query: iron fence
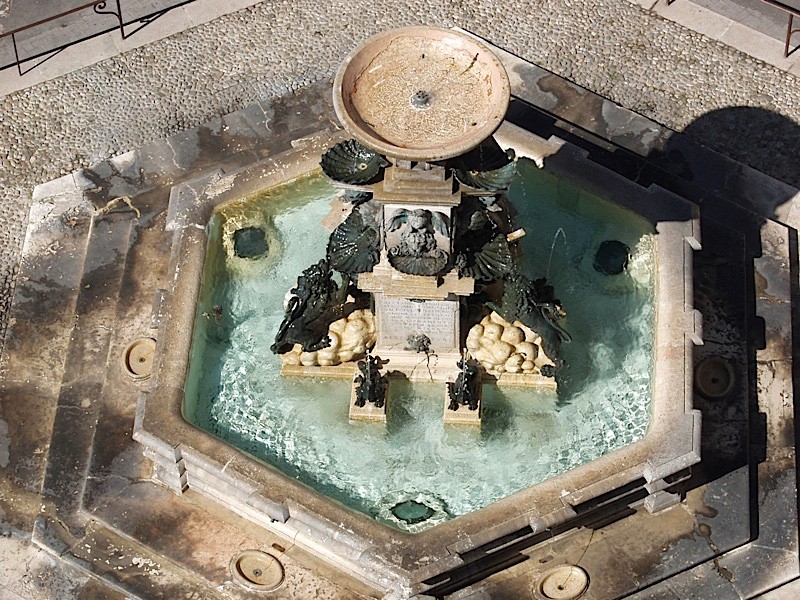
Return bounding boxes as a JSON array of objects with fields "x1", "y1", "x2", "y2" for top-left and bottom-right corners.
[
  {"x1": 665, "y1": 0, "x2": 799, "y2": 57},
  {"x1": 0, "y1": 0, "x2": 197, "y2": 75}
]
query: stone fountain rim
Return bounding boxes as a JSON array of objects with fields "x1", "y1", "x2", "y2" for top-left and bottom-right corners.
[{"x1": 332, "y1": 26, "x2": 510, "y2": 161}]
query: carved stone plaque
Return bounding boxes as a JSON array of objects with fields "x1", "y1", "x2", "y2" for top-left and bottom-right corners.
[{"x1": 376, "y1": 296, "x2": 459, "y2": 351}]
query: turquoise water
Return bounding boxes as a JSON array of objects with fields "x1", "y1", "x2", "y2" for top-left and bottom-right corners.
[{"x1": 184, "y1": 159, "x2": 656, "y2": 532}]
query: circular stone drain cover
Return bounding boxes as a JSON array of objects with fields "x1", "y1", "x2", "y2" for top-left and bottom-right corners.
[
  {"x1": 122, "y1": 338, "x2": 156, "y2": 380},
  {"x1": 535, "y1": 565, "x2": 589, "y2": 600},
  {"x1": 695, "y1": 357, "x2": 735, "y2": 398},
  {"x1": 391, "y1": 500, "x2": 435, "y2": 525},
  {"x1": 230, "y1": 550, "x2": 284, "y2": 591},
  {"x1": 593, "y1": 240, "x2": 629, "y2": 276},
  {"x1": 233, "y1": 227, "x2": 269, "y2": 259}
]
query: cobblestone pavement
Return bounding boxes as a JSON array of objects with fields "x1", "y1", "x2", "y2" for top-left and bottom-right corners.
[{"x1": 0, "y1": 0, "x2": 799, "y2": 351}]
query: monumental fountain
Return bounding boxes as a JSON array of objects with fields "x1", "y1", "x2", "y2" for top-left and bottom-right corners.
[
  {"x1": 133, "y1": 26, "x2": 702, "y2": 597},
  {"x1": 271, "y1": 26, "x2": 569, "y2": 424}
]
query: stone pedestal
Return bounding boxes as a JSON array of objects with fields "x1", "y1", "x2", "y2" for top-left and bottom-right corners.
[
  {"x1": 349, "y1": 377, "x2": 389, "y2": 423},
  {"x1": 380, "y1": 350, "x2": 462, "y2": 383},
  {"x1": 482, "y1": 372, "x2": 558, "y2": 389},
  {"x1": 443, "y1": 383, "x2": 482, "y2": 425},
  {"x1": 358, "y1": 261, "x2": 474, "y2": 382},
  {"x1": 358, "y1": 261, "x2": 474, "y2": 300},
  {"x1": 372, "y1": 295, "x2": 462, "y2": 382}
]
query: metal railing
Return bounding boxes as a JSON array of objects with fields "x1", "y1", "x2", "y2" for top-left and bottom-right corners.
[
  {"x1": 762, "y1": 0, "x2": 800, "y2": 56},
  {"x1": 0, "y1": 0, "x2": 196, "y2": 75},
  {"x1": 665, "y1": 0, "x2": 800, "y2": 57}
]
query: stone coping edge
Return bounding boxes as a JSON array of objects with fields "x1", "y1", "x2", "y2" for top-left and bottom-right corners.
[{"x1": 459, "y1": 27, "x2": 800, "y2": 232}]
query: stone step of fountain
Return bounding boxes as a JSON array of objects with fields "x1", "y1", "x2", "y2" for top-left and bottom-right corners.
[
  {"x1": 0, "y1": 177, "x2": 96, "y2": 512},
  {"x1": 38, "y1": 210, "x2": 136, "y2": 524}
]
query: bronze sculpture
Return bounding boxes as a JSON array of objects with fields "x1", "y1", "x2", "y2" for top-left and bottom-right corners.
[
  {"x1": 447, "y1": 354, "x2": 481, "y2": 411},
  {"x1": 354, "y1": 351, "x2": 389, "y2": 408}
]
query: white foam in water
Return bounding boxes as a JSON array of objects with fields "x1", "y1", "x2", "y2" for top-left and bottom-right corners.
[{"x1": 185, "y1": 162, "x2": 656, "y2": 532}]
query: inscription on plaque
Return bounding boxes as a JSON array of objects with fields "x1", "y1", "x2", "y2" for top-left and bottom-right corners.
[{"x1": 377, "y1": 296, "x2": 458, "y2": 350}]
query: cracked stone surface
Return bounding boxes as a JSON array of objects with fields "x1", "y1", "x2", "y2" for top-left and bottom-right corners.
[{"x1": 0, "y1": 537, "x2": 97, "y2": 600}]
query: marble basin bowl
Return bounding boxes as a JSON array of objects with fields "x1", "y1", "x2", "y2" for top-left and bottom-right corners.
[{"x1": 333, "y1": 26, "x2": 510, "y2": 161}]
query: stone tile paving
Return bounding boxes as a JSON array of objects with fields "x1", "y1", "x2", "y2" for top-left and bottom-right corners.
[
  {"x1": 0, "y1": 0, "x2": 196, "y2": 68},
  {"x1": 0, "y1": 0, "x2": 798, "y2": 353},
  {"x1": 689, "y1": 0, "x2": 796, "y2": 41}
]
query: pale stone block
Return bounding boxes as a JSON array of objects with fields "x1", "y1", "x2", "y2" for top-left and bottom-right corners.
[{"x1": 376, "y1": 295, "x2": 459, "y2": 352}]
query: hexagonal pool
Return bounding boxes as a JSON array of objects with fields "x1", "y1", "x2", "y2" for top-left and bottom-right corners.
[{"x1": 183, "y1": 157, "x2": 656, "y2": 532}]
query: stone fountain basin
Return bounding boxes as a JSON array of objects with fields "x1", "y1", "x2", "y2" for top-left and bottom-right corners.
[
  {"x1": 134, "y1": 124, "x2": 702, "y2": 597},
  {"x1": 333, "y1": 26, "x2": 510, "y2": 161}
]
